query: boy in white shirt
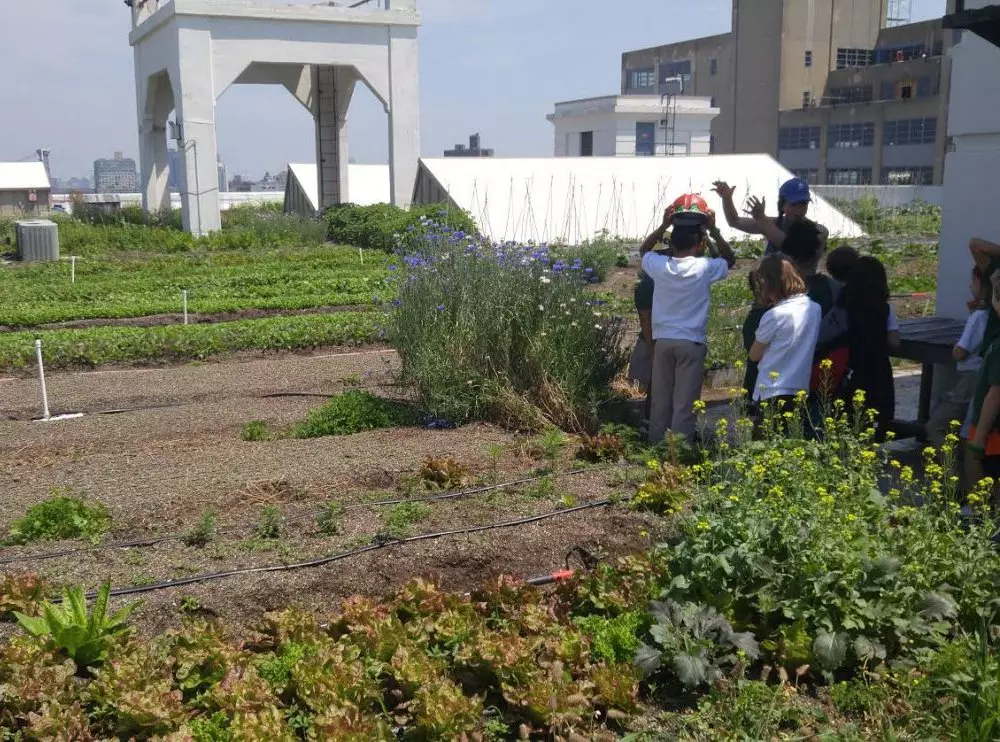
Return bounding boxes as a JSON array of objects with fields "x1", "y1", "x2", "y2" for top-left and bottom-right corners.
[
  {"x1": 640, "y1": 194, "x2": 736, "y2": 443},
  {"x1": 748, "y1": 255, "x2": 822, "y2": 408},
  {"x1": 927, "y1": 266, "x2": 991, "y2": 445}
]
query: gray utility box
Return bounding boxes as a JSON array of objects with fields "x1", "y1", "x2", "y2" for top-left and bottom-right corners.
[{"x1": 15, "y1": 220, "x2": 60, "y2": 262}]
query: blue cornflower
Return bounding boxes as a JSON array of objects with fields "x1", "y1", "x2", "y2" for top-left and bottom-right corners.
[{"x1": 435, "y1": 304, "x2": 446, "y2": 312}]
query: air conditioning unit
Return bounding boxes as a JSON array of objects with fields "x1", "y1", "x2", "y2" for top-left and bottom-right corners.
[{"x1": 16, "y1": 220, "x2": 59, "y2": 262}]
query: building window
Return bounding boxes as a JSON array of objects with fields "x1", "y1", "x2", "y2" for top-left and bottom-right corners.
[
  {"x1": 828, "y1": 122, "x2": 876, "y2": 148},
  {"x1": 802, "y1": 91, "x2": 812, "y2": 108},
  {"x1": 827, "y1": 86, "x2": 874, "y2": 104},
  {"x1": 791, "y1": 169, "x2": 820, "y2": 185},
  {"x1": 580, "y1": 131, "x2": 594, "y2": 157},
  {"x1": 872, "y1": 43, "x2": 928, "y2": 65},
  {"x1": 884, "y1": 118, "x2": 937, "y2": 146},
  {"x1": 827, "y1": 168, "x2": 873, "y2": 185},
  {"x1": 917, "y1": 76, "x2": 933, "y2": 98},
  {"x1": 627, "y1": 67, "x2": 656, "y2": 90},
  {"x1": 635, "y1": 122, "x2": 655, "y2": 156},
  {"x1": 778, "y1": 126, "x2": 821, "y2": 150},
  {"x1": 879, "y1": 81, "x2": 895, "y2": 101},
  {"x1": 710, "y1": 58, "x2": 717, "y2": 76},
  {"x1": 836, "y1": 47, "x2": 872, "y2": 69},
  {"x1": 882, "y1": 167, "x2": 934, "y2": 185},
  {"x1": 660, "y1": 60, "x2": 692, "y2": 87},
  {"x1": 805, "y1": 50, "x2": 813, "y2": 68}
]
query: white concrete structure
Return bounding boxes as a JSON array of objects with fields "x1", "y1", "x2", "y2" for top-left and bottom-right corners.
[
  {"x1": 130, "y1": 0, "x2": 420, "y2": 236},
  {"x1": 0, "y1": 163, "x2": 52, "y2": 216},
  {"x1": 285, "y1": 162, "x2": 390, "y2": 214},
  {"x1": 413, "y1": 155, "x2": 864, "y2": 244},
  {"x1": 938, "y1": 1, "x2": 1000, "y2": 320},
  {"x1": 547, "y1": 96, "x2": 718, "y2": 158}
]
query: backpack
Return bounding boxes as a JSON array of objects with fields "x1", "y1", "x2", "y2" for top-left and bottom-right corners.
[{"x1": 810, "y1": 277, "x2": 850, "y2": 396}]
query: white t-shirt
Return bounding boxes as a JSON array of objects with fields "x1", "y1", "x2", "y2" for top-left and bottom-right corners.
[
  {"x1": 641, "y1": 252, "x2": 729, "y2": 344},
  {"x1": 754, "y1": 293, "x2": 822, "y2": 401},
  {"x1": 956, "y1": 309, "x2": 989, "y2": 373}
]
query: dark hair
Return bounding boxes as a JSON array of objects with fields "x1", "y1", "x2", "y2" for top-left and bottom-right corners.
[
  {"x1": 826, "y1": 245, "x2": 860, "y2": 283},
  {"x1": 670, "y1": 224, "x2": 704, "y2": 253},
  {"x1": 845, "y1": 256, "x2": 890, "y2": 311},
  {"x1": 780, "y1": 219, "x2": 822, "y2": 270},
  {"x1": 777, "y1": 197, "x2": 786, "y2": 216},
  {"x1": 973, "y1": 265, "x2": 993, "y2": 307},
  {"x1": 755, "y1": 255, "x2": 806, "y2": 304}
]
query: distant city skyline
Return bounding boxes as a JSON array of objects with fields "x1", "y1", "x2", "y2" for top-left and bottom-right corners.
[{"x1": 0, "y1": 0, "x2": 947, "y2": 180}]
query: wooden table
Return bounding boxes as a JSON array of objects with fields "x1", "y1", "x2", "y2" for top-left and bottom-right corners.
[{"x1": 892, "y1": 317, "x2": 967, "y2": 437}]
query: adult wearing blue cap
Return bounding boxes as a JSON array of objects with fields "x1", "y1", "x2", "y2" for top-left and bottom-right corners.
[{"x1": 712, "y1": 177, "x2": 828, "y2": 257}]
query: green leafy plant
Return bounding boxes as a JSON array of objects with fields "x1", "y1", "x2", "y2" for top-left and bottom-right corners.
[
  {"x1": 635, "y1": 600, "x2": 759, "y2": 689},
  {"x1": 316, "y1": 501, "x2": 345, "y2": 536},
  {"x1": 241, "y1": 421, "x2": 270, "y2": 442},
  {"x1": 14, "y1": 581, "x2": 141, "y2": 672},
  {"x1": 629, "y1": 459, "x2": 691, "y2": 515},
  {"x1": 324, "y1": 202, "x2": 475, "y2": 251},
  {"x1": 576, "y1": 432, "x2": 626, "y2": 463},
  {"x1": 182, "y1": 511, "x2": 217, "y2": 548},
  {"x1": 0, "y1": 573, "x2": 50, "y2": 619},
  {"x1": 574, "y1": 611, "x2": 644, "y2": 664},
  {"x1": 382, "y1": 502, "x2": 431, "y2": 539},
  {"x1": 255, "y1": 505, "x2": 282, "y2": 540},
  {"x1": 289, "y1": 390, "x2": 414, "y2": 438},
  {"x1": 6, "y1": 494, "x2": 111, "y2": 545}
]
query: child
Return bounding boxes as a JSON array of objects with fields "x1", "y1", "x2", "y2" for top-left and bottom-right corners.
[
  {"x1": 926, "y1": 266, "x2": 991, "y2": 446},
  {"x1": 748, "y1": 255, "x2": 822, "y2": 409},
  {"x1": 843, "y1": 256, "x2": 896, "y2": 439},
  {"x1": 640, "y1": 194, "x2": 736, "y2": 443},
  {"x1": 964, "y1": 271, "x2": 1000, "y2": 501},
  {"x1": 826, "y1": 245, "x2": 860, "y2": 287}
]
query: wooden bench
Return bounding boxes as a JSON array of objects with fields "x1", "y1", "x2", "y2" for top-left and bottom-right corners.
[{"x1": 892, "y1": 317, "x2": 967, "y2": 438}]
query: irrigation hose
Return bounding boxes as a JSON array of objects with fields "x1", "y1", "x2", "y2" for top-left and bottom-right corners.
[
  {"x1": 80, "y1": 499, "x2": 613, "y2": 601},
  {"x1": 0, "y1": 467, "x2": 607, "y2": 567}
]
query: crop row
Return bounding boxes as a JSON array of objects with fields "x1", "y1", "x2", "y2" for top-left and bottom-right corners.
[
  {"x1": 0, "y1": 247, "x2": 390, "y2": 327},
  {"x1": 0, "y1": 311, "x2": 380, "y2": 372}
]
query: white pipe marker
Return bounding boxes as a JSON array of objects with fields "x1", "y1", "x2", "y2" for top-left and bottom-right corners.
[
  {"x1": 35, "y1": 339, "x2": 50, "y2": 420},
  {"x1": 183, "y1": 289, "x2": 189, "y2": 325},
  {"x1": 71, "y1": 256, "x2": 76, "y2": 284}
]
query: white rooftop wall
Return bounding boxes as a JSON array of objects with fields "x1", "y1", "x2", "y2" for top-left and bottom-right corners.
[
  {"x1": 0, "y1": 163, "x2": 51, "y2": 191},
  {"x1": 415, "y1": 155, "x2": 865, "y2": 244},
  {"x1": 286, "y1": 163, "x2": 391, "y2": 211}
]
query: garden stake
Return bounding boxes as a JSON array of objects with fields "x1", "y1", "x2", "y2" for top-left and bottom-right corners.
[
  {"x1": 183, "y1": 289, "x2": 189, "y2": 325},
  {"x1": 70, "y1": 256, "x2": 76, "y2": 284},
  {"x1": 359, "y1": 247, "x2": 364, "y2": 265},
  {"x1": 35, "y1": 339, "x2": 50, "y2": 420}
]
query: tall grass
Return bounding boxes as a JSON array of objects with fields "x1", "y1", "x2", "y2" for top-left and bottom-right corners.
[{"x1": 387, "y1": 226, "x2": 628, "y2": 432}]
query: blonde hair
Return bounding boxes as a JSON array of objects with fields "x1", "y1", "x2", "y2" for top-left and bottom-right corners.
[{"x1": 755, "y1": 255, "x2": 806, "y2": 305}]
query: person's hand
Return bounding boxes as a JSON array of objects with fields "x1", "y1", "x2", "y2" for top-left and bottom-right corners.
[
  {"x1": 661, "y1": 208, "x2": 674, "y2": 228},
  {"x1": 712, "y1": 181, "x2": 735, "y2": 199},
  {"x1": 745, "y1": 195, "x2": 767, "y2": 221},
  {"x1": 707, "y1": 210, "x2": 717, "y2": 231},
  {"x1": 965, "y1": 445, "x2": 986, "y2": 489}
]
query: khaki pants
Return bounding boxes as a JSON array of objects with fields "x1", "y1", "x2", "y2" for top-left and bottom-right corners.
[{"x1": 648, "y1": 339, "x2": 707, "y2": 443}]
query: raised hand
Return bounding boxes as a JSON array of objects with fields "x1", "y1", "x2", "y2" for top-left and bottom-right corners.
[
  {"x1": 712, "y1": 181, "x2": 735, "y2": 199},
  {"x1": 745, "y1": 195, "x2": 767, "y2": 220}
]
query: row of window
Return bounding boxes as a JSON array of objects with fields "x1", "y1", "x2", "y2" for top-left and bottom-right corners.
[
  {"x1": 778, "y1": 118, "x2": 937, "y2": 150},
  {"x1": 792, "y1": 168, "x2": 933, "y2": 186},
  {"x1": 836, "y1": 42, "x2": 944, "y2": 70},
  {"x1": 626, "y1": 56, "x2": 717, "y2": 92}
]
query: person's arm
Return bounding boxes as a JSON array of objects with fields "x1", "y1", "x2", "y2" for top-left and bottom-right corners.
[
  {"x1": 712, "y1": 181, "x2": 760, "y2": 234},
  {"x1": 638, "y1": 310, "x2": 654, "y2": 356},
  {"x1": 640, "y1": 209, "x2": 671, "y2": 256},
  {"x1": 708, "y1": 215, "x2": 737, "y2": 268},
  {"x1": 954, "y1": 345, "x2": 971, "y2": 362},
  {"x1": 888, "y1": 330, "x2": 902, "y2": 351},
  {"x1": 748, "y1": 340, "x2": 768, "y2": 363},
  {"x1": 746, "y1": 196, "x2": 786, "y2": 248},
  {"x1": 970, "y1": 238, "x2": 1000, "y2": 271},
  {"x1": 972, "y1": 386, "x2": 1000, "y2": 448}
]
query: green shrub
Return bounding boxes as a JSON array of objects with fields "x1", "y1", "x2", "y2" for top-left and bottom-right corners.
[
  {"x1": 387, "y1": 234, "x2": 627, "y2": 432},
  {"x1": 14, "y1": 582, "x2": 140, "y2": 672},
  {"x1": 382, "y1": 502, "x2": 431, "y2": 539},
  {"x1": 255, "y1": 505, "x2": 282, "y2": 540},
  {"x1": 182, "y1": 511, "x2": 217, "y2": 548},
  {"x1": 574, "y1": 611, "x2": 644, "y2": 664},
  {"x1": 316, "y1": 501, "x2": 345, "y2": 536},
  {"x1": 833, "y1": 196, "x2": 942, "y2": 236},
  {"x1": 289, "y1": 390, "x2": 415, "y2": 438},
  {"x1": 241, "y1": 421, "x2": 271, "y2": 442},
  {"x1": 324, "y1": 202, "x2": 476, "y2": 251},
  {"x1": 6, "y1": 495, "x2": 111, "y2": 545},
  {"x1": 552, "y1": 237, "x2": 622, "y2": 282}
]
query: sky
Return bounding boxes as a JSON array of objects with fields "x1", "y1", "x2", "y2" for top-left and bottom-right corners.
[{"x1": 0, "y1": 0, "x2": 946, "y2": 180}]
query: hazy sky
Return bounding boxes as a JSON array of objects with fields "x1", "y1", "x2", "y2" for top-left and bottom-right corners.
[{"x1": 0, "y1": 0, "x2": 946, "y2": 180}]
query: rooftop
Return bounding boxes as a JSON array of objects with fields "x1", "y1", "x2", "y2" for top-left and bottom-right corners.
[
  {"x1": 548, "y1": 95, "x2": 718, "y2": 120},
  {"x1": 0, "y1": 163, "x2": 51, "y2": 192}
]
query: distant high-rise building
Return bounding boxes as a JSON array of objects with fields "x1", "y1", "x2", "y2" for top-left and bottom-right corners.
[
  {"x1": 444, "y1": 133, "x2": 495, "y2": 158},
  {"x1": 94, "y1": 151, "x2": 138, "y2": 193},
  {"x1": 218, "y1": 156, "x2": 228, "y2": 194}
]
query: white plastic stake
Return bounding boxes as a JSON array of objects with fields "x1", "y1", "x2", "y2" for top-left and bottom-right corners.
[
  {"x1": 183, "y1": 290, "x2": 189, "y2": 325},
  {"x1": 71, "y1": 256, "x2": 76, "y2": 284},
  {"x1": 359, "y1": 248, "x2": 364, "y2": 265},
  {"x1": 35, "y1": 339, "x2": 50, "y2": 420}
]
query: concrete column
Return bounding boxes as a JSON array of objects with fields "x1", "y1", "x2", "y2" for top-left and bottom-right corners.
[
  {"x1": 315, "y1": 66, "x2": 356, "y2": 210},
  {"x1": 174, "y1": 26, "x2": 221, "y2": 236},
  {"x1": 135, "y1": 71, "x2": 172, "y2": 215},
  {"x1": 387, "y1": 25, "x2": 420, "y2": 209}
]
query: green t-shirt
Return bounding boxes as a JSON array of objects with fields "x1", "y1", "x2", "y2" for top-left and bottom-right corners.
[
  {"x1": 983, "y1": 259, "x2": 1000, "y2": 354},
  {"x1": 634, "y1": 272, "x2": 654, "y2": 312},
  {"x1": 971, "y1": 336, "x2": 1000, "y2": 434}
]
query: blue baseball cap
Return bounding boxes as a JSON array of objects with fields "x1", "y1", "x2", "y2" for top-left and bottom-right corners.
[{"x1": 779, "y1": 178, "x2": 811, "y2": 205}]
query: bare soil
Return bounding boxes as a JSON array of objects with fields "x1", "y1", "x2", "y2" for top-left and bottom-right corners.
[{"x1": 0, "y1": 349, "x2": 662, "y2": 636}]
